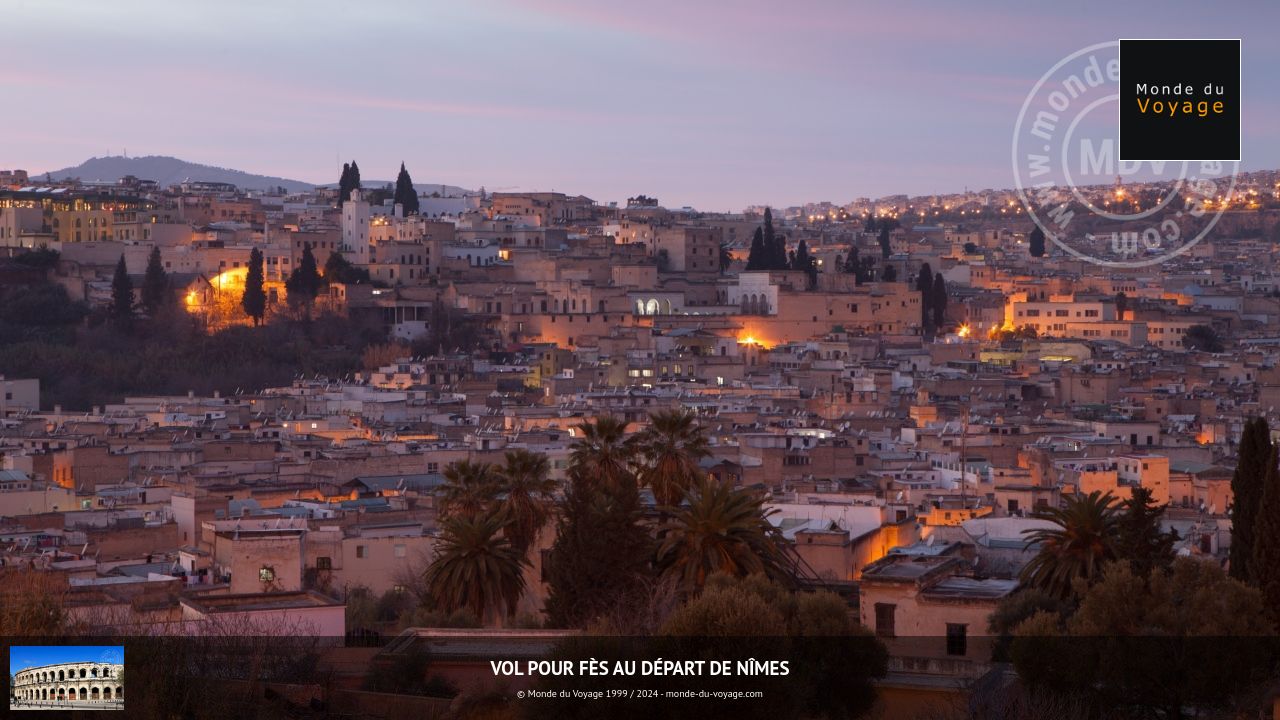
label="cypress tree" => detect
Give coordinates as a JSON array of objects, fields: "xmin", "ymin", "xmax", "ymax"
[
  {"xmin": 878, "ymin": 225, "xmax": 891, "ymax": 259},
  {"xmin": 917, "ymin": 263, "xmax": 934, "ymax": 330},
  {"xmin": 338, "ymin": 162, "xmax": 352, "ymax": 203},
  {"xmin": 349, "ymin": 160, "xmax": 361, "ymax": 195},
  {"xmin": 141, "ymin": 245, "xmax": 169, "ymax": 314},
  {"xmin": 285, "ymin": 242, "xmax": 323, "ymax": 306},
  {"xmin": 242, "ymin": 247, "xmax": 266, "ymax": 326},
  {"xmin": 1231, "ymin": 417, "xmax": 1272, "ymax": 582},
  {"xmin": 544, "ymin": 476, "xmax": 653, "ymax": 628},
  {"xmin": 109, "ymin": 254, "xmax": 133, "ymax": 322},
  {"xmin": 1029, "ymin": 226, "xmax": 1046, "ymax": 257},
  {"xmin": 932, "ymin": 274, "xmax": 948, "ymax": 327},
  {"xmin": 393, "ymin": 162, "xmax": 420, "ymax": 215},
  {"xmin": 1254, "ymin": 443, "xmax": 1280, "ymax": 618},
  {"xmin": 882, "ymin": 263, "xmax": 898, "ymax": 282},
  {"xmin": 746, "ymin": 227, "xmax": 765, "ymax": 271},
  {"xmin": 1116, "ymin": 486, "xmax": 1177, "ymax": 578},
  {"xmin": 763, "ymin": 208, "xmax": 784, "ymax": 270}
]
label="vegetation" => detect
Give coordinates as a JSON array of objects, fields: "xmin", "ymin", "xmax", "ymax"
[
  {"xmin": 424, "ymin": 510, "xmax": 528, "ymax": 622},
  {"xmin": 543, "ymin": 416, "xmax": 653, "ymax": 628},
  {"xmin": 338, "ymin": 159, "xmax": 362, "ymax": 203},
  {"xmin": 1029, "ymin": 225, "xmax": 1045, "ymax": 257},
  {"xmin": 1019, "ymin": 490, "xmax": 1120, "ymax": 599},
  {"xmin": 141, "ymin": 246, "xmax": 170, "ymax": 314},
  {"xmin": 1009, "ymin": 559, "xmax": 1277, "ymax": 719},
  {"xmin": 634, "ymin": 409, "xmax": 709, "ymax": 508},
  {"xmin": 1252, "ymin": 443, "xmax": 1280, "ymax": 618},
  {"xmin": 393, "ymin": 161, "xmax": 420, "ymax": 215},
  {"xmin": 241, "ymin": 247, "xmax": 266, "ymax": 325},
  {"xmin": 656, "ymin": 478, "xmax": 789, "ymax": 594},
  {"xmin": 323, "ymin": 250, "xmax": 372, "ymax": 285},
  {"xmin": 566, "ymin": 416, "xmax": 637, "ymax": 495},
  {"xmin": 1183, "ymin": 323, "xmax": 1225, "ymax": 352},
  {"xmin": 493, "ymin": 448, "xmax": 557, "ymax": 554},
  {"xmin": 109, "ymin": 254, "xmax": 133, "ymax": 323},
  {"xmin": 437, "ymin": 460, "xmax": 500, "ymax": 520},
  {"xmin": 1230, "ymin": 416, "xmax": 1271, "ymax": 582},
  {"xmin": 284, "ymin": 242, "xmax": 323, "ymax": 306},
  {"xmin": 744, "ymin": 208, "xmax": 789, "ymax": 271},
  {"xmin": 931, "ymin": 273, "xmax": 948, "ymax": 328}
]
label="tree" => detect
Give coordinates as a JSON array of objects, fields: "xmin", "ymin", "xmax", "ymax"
[
  {"xmin": 878, "ymin": 225, "xmax": 891, "ymax": 259},
  {"xmin": 544, "ymin": 471, "xmax": 653, "ymax": 628},
  {"xmin": 339, "ymin": 160, "xmax": 362, "ymax": 203},
  {"xmin": 109, "ymin": 254, "xmax": 133, "ymax": 322},
  {"xmin": 438, "ymin": 460, "xmax": 500, "ymax": 520},
  {"xmin": 963, "ymin": 241, "xmax": 978, "ymax": 254},
  {"xmin": 1252, "ymin": 443, "xmax": 1280, "ymax": 617},
  {"xmin": 916, "ymin": 263, "xmax": 934, "ymax": 330},
  {"xmin": 635, "ymin": 409, "xmax": 709, "ymax": 508},
  {"xmin": 656, "ymin": 478, "xmax": 790, "ymax": 594},
  {"xmin": 1011, "ymin": 560, "xmax": 1276, "ymax": 719},
  {"xmin": 285, "ymin": 242, "xmax": 323, "ymax": 306},
  {"xmin": 1230, "ymin": 416, "xmax": 1272, "ymax": 582},
  {"xmin": 763, "ymin": 207, "xmax": 786, "ymax": 270},
  {"xmin": 1183, "ymin": 324, "xmax": 1224, "ymax": 352},
  {"xmin": 241, "ymin": 248, "xmax": 266, "ymax": 326},
  {"xmin": 1020, "ymin": 491, "xmax": 1120, "ymax": 599},
  {"xmin": 567, "ymin": 416, "xmax": 637, "ymax": 496},
  {"xmin": 931, "ymin": 273, "xmax": 948, "ymax": 328},
  {"xmin": 1114, "ymin": 291, "xmax": 1128, "ymax": 318},
  {"xmin": 1029, "ymin": 225, "xmax": 1046, "ymax": 257},
  {"xmin": 745, "ymin": 227, "xmax": 766, "ymax": 271},
  {"xmin": 141, "ymin": 246, "xmax": 169, "ymax": 314},
  {"xmin": 424, "ymin": 510, "xmax": 528, "ymax": 622},
  {"xmin": 879, "ymin": 263, "xmax": 895, "ymax": 282},
  {"xmin": 1114, "ymin": 486, "xmax": 1177, "ymax": 578},
  {"xmin": 718, "ymin": 243, "xmax": 733, "ymax": 273},
  {"xmin": 614, "ymin": 573, "xmax": 887, "ymax": 720},
  {"xmin": 495, "ymin": 449, "xmax": 557, "ymax": 555},
  {"xmin": 393, "ymin": 162, "xmax": 420, "ymax": 215},
  {"xmin": 323, "ymin": 250, "xmax": 371, "ymax": 285}
]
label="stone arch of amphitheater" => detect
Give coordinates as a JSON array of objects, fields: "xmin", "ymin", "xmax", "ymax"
[{"xmin": 12, "ymin": 662, "xmax": 123, "ymax": 704}]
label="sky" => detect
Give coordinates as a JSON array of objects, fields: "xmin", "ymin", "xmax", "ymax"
[
  {"xmin": 3, "ymin": 0, "xmax": 1277, "ymax": 210},
  {"xmin": 9, "ymin": 645, "xmax": 124, "ymax": 676}
]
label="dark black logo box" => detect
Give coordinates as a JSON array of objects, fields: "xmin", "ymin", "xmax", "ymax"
[{"xmin": 1119, "ymin": 39, "xmax": 1241, "ymax": 162}]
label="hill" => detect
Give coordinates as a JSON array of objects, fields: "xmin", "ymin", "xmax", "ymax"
[
  {"xmin": 43, "ymin": 155, "xmax": 315, "ymax": 192},
  {"xmin": 43, "ymin": 156, "xmax": 473, "ymax": 196}
]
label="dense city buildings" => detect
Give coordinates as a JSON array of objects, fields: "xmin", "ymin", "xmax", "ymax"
[{"xmin": 3, "ymin": 161, "xmax": 1280, "ymax": 717}]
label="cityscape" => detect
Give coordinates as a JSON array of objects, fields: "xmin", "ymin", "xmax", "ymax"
[{"xmin": 4, "ymin": 2, "xmax": 1280, "ymax": 719}]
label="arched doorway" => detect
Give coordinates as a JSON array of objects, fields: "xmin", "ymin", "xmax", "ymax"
[
  {"xmin": 79, "ymin": 687, "xmax": 87, "ymax": 700},
  {"xmin": 92, "ymin": 687, "xmax": 100, "ymax": 700},
  {"xmin": 115, "ymin": 686, "xmax": 122, "ymax": 700}
]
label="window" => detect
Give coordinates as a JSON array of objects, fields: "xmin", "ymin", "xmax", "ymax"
[
  {"xmin": 356, "ymin": 545, "xmax": 366, "ymax": 559},
  {"xmin": 259, "ymin": 566, "xmax": 276, "ymax": 582},
  {"xmin": 946, "ymin": 623, "xmax": 968, "ymax": 656},
  {"xmin": 394, "ymin": 544, "xmax": 406, "ymax": 558},
  {"xmin": 874, "ymin": 603, "xmax": 896, "ymax": 638},
  {"xmin": 316, "ymin": 556, "xmax": 332, "ymax": 570}
]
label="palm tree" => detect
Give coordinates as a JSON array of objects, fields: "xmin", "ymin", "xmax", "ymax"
[
  {"xmin": 424, "ymin": 510, "xmax": 528, "ymax": 622},
  {"xmin": 568, "ymin": 416, "xmax": 637, "ymax": 496},
  {"xmin": 636, "ymin": 409, "xmax": 710, "ymax": 508},
  {"xmin": 1020, "ymin": 490, "xmax": 1121, "ymax": 599},
  {"xmin": 656, "ymin": 478, "xmax": 789, "ymax": 593},
  {"xmin": 438, "ymin": 460, "xmax": 499, "ymax": 519},
  {"xmin": 495, "ymin": 449, "xmax": 557, "ymax": 554}
]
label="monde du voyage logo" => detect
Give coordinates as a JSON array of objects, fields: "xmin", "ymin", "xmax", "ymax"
[{"xmin": 1012, "ymin": 39, "xmax": 1241, "ymax": 267}]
